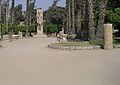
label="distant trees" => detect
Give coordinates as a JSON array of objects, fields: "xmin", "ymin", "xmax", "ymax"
[
  {"xmin": 14, "ymin": 4, "xmax": 25, "ymax": 25},
  {"xmin": 0, "ymin": 0, "xmax": 119, "ymax": 41},
  {"xmin": 65, "ymin": 0, "xmax": 120, "ymax": 41},
  {"xmin": 0, "ymin": 0, "xmax": 37, "ymax": 39},
  {"xmin": 44, "ymin": 6, "xmax": 65, "ymax": 34},
  {"xmin": 66, "ymin": 0, "xmax": 110, "ymax": 41},
  {"xmin": 26, "ymin": 0, "xmax": 36, "ymax": 36}
]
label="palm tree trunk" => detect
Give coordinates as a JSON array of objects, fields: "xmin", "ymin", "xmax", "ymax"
[
  {"xmin": 11, "ymin": 0, "xmax": 15, "ymax": 25},
  {"xmin": 66, "ymin": 0, "xmax": 69, "ymax": 34},
  {"xmin": 68, "ymin": 0, "xmax": 72, "ymax": 35},
  {"xmin": 71, "ymin": 0, "xmax": 75, "ymax": 34},
  {"xmin": 6, "ymin": 0, "xmax": 9, "ymax": 34},
  {"xmin": 9, "ymin": 0, "xmax": 15, "ymax": 42},
  {"xmin": 0, "ymin": 0, "xmax": 2, "ymax": 40},
  {"xmin": 96, "ymin": 0, "xmax": 108, "ymax": 40},
  {"xmin": 82, "ymin": 0, "xmax": 89, "ymax": 40},
  {"xmin": 29, "ymin": 0, "xmax": 36, "ymax": 25},
  {"xmin": 76, "ymin": 0, "xmax": 82, "ymax": 38},
  {"xmin": 26, "ymin": 0, "xmax": 30, "ymax": 37},
  {"xmin": 87, "ymin": 0, "xmax": 95, "ymax": 41}
]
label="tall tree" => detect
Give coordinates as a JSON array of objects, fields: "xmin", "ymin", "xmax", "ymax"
[
  {"xmin": 68, "ymin": 0, "xmax": 72, "ymax": 35},
  {"xmin": 5, "ymin": 0, "xmax": 9, "ymax": 33},
  {"xmin": 26, "ymin": 0, "xmax": 30, "ymax": 36},
  {"xmin": 71, "ymin": 0, "xmax": 75, "ymax": 34},
  {"xmin": 11, "ymin": 0, "xmax": 15, "ymax": 24},
  {"xmin": 9, "ymin": 0, "xmax": 15, "ymax": 42},
  {"xmin": 29, "ymin": 0, "xmax": 36, "ymax": 25},
  {"xmin": 87, "ymin": 0, "xmax": 95, "ymax": 41},
  {"xmin": 76, "ymin": 0, "xmax": 82, "ymax": 38},
  {"xmin": 0, "ymin": 0, "xmax": 2, "ymax": 40},
  {"xmin": 14, "ymin": 4, "xmax": 24, "ymax": 25},
  {"xmin": 96, "ymin": 0, "xmax": 108, "ymax": 40},
  {"xmin": 66, "ymin": 0, "xmax": 69, "ymax": 34},
  {"xmin": 1, "ymin": 1, "xmax": 7, "ymax": 26},
  {"xmin": 82, "ymin": 0, "xmax": 89, "ymax": 40}
]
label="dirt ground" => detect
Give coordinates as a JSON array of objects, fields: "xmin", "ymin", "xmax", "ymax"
[{"xmin": 0, "ymin": 37, "xmax": 120, "ymax": 85}]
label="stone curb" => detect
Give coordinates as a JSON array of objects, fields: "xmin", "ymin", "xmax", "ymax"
[{"xmin": 48, "ymin": 44, "xmax": 101, "ymax": 50}]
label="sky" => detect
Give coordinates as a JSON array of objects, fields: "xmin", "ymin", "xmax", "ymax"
[{"xmin": 14, "ymin": 0, "xmax": 66, "ymax": 11}]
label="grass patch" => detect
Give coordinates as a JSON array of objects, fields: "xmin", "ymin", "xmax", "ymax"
[{"xmin": 52, "ymin": 42, "xmax": 97, "ymax": 47}]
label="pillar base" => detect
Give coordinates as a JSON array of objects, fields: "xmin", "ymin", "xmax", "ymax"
[{"xmin": 104, "ymin": 44, "xmax": 113, "ymax": 50}]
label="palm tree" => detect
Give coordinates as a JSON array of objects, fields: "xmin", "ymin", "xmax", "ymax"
[
  {"xmin": 11, "ymin": 0, "xmax": 15, "ymax": 24},
  {"xmin": 0, "ymin": 0, "xmax": 2, "ymax": 40},
  {"xmin": 87, "ymin": 0, "xmax": 95, "ymax": 41},
  {"xmin": 96, "ymin": 0, "xmax": 108, "ymax": 40},
  {"xmin": 6, "ymin": 0, "xmax": 9, "ymax": 33},
  {"xmin": 9, "ymin": 0, "xmax": 15, "ymax": 42},
  {"xmin": 67, "ymin": 0, "xmax": 72, "ymax": 35},
  {"xmin": 71, "ymin": 0, "xmax": 75, "ymax": 34},
  {"xmin": 66, "ymin": 0, "xmax": 69, "ymax": 34},
  {"xmin": 76, "ymin": 0, "xmax": 82, "ymax": 38},
  {"xmin": 5, "ymin": 0, "xmax": 11, "ymax": 41},
  {"xmin": 26, "ymin": 0, "xmax": 30, "ymax": 36},
  {"xmin": 29, "ymin": 0, "xmax": 36, "ymax": 25},
  {"xmin": 82, "ymin": 0, "xmax": 89, "ymax": 40}
]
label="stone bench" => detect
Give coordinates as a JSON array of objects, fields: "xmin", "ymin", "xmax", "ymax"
[
  {"xmin": 12, "ymin": 35, "xmax": 19, "ymax": 39},
  {"xmin": 12, "ymin": 31, "xmax": 22, "ymax": 39},
  {"xmin": 57, "ymin": 34, "xmax": 67, "ymax": 42}
]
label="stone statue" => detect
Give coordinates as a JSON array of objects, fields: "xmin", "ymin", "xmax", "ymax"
[
  {"xmin": 36, "ymin": 8, "xmax": 43, "ymax": 34},
  {"xmin": 34, "ymin": 8, "xmax": 46, "ymax": 38}
]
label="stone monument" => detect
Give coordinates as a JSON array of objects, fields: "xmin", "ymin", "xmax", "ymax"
[{"xmin": 34, "ymin": 8, "xmax": 46, "ymax": 37}]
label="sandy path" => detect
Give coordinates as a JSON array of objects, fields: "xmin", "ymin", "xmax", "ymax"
[{"xmin": 0, "ymin": 37, "xmax": 120, "ymax": 85}]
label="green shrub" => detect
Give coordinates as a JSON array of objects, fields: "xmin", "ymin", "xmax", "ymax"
[
  {"xmin": 1, "ymin": 24, "xmax": 36, "ymax": 34},
  {"xmin": 89, "ymin": 40, "xmax": 104, "ymax": 48},
  {"xmin": 45, "ymin": 23, "xmax": 58, "ymax": 34}
]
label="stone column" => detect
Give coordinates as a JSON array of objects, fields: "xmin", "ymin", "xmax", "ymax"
[
  {"xmin": 36, "ymin": 8, "xmax": 43, "ymax": 35},
  {"xmin": 104, "ymin": 24, "xmax": 113, "ymax": 50}
]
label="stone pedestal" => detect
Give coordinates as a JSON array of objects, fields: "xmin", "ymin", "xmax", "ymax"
[
  {"xmin": 18, "ymin": 31, "xmax": 23, "ymax": 39},
  {"xmin": 104, "ymin": 24, "xmax": 113, "ymax": 50},
  {"xmin": 34, "ymin": 26, "xmax": 46, "ymax": 38}
]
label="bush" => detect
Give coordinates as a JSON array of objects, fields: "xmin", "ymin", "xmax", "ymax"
[
  {"xmin": 106, "ymin": 8, "xmax": 120, "ymax": 27},
  {"xmin": 44, "ymin": 23, "xmax": 58, "ymax": 34},
  {"xmin": 1, "ymin": 24, "xmax": 36, "ymax": 35},
  {"xmin": 89, "ymin": 40, "xmax": 104, "ymax": 48}
]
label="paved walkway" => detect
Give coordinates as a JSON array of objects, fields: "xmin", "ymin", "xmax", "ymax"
[{"xmin": 0, "ymin": 37, "xmax": 120, "ymax": 85}]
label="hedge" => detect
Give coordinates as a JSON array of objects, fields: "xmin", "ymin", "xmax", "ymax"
[{"xmin": 1, "ymin": 24, "xmax": 37, "ymax": 35}]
